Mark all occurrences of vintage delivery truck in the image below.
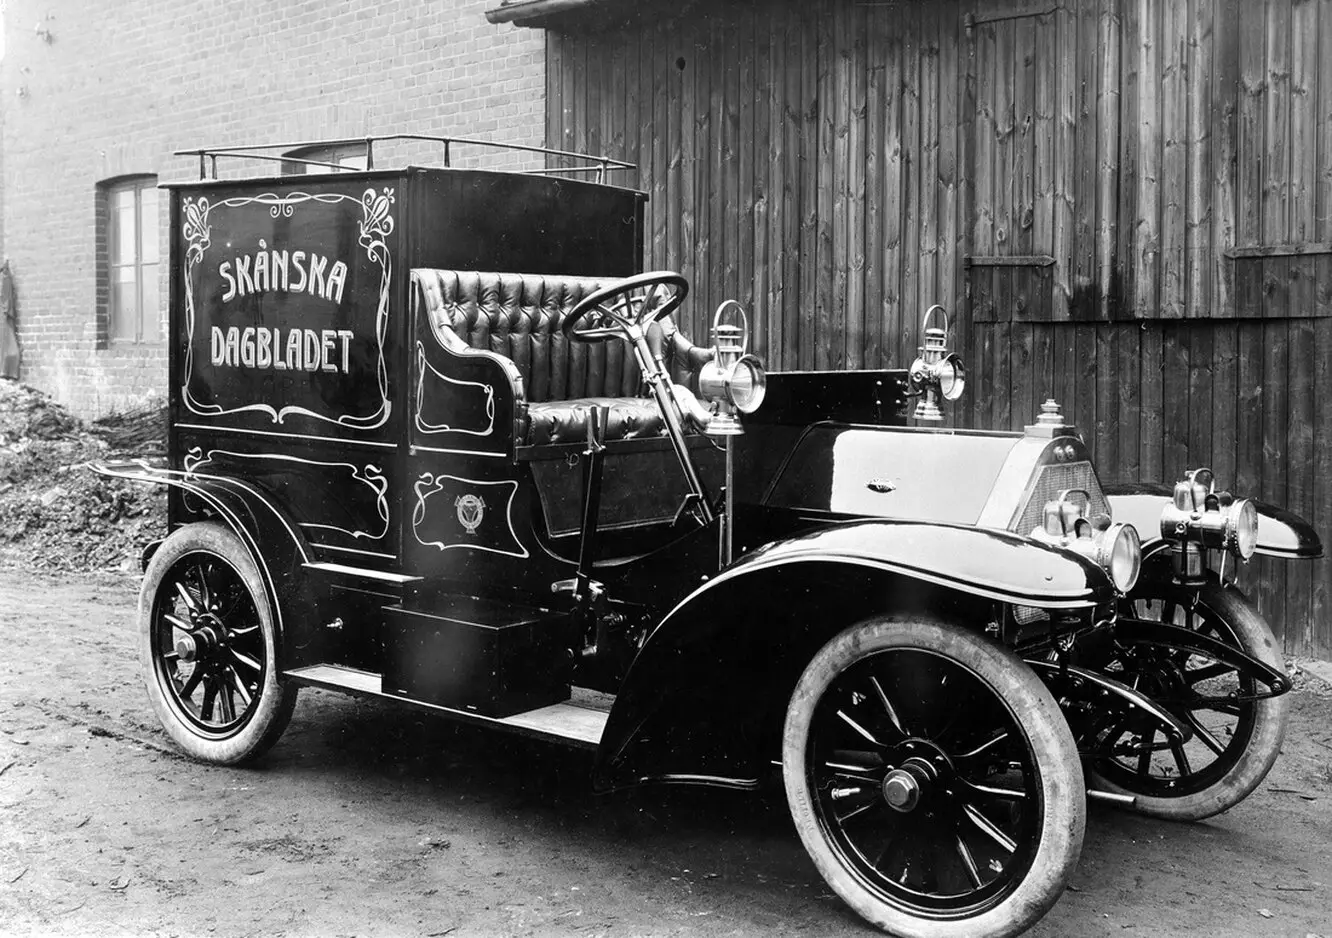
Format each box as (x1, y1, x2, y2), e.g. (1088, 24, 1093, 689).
(94, 135, 1321, 938)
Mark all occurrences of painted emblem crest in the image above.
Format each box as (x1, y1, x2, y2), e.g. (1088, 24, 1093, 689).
(455, 493, 485, 535)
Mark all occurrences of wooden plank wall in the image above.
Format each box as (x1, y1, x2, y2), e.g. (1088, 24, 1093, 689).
(546, 0, 1332, 659)
(1079, 0, 1332, 657)
(548, 0, 965, 371)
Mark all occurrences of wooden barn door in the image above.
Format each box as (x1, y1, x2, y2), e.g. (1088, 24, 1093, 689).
(961, 2, 1101, 431)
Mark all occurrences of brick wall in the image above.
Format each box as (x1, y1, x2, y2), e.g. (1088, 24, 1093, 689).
(0, 0, 545, 417)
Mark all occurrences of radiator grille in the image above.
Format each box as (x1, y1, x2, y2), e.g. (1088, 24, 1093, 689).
(1011, 461, 1110, 537)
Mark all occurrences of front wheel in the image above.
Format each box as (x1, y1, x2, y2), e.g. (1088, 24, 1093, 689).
(1087, 576, 1289, 821)
(783, 616, 1084, 938)
(139, 521, 297, 764)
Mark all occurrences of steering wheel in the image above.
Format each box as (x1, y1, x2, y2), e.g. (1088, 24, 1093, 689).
(562, 271, 689, 343)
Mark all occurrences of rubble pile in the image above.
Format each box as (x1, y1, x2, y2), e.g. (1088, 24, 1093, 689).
(0, 379, 166, 572)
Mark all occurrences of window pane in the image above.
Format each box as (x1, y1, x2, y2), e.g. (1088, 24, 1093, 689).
(111, 279, 138, 340)
(139, 187, 159, 264)
(286, 147, 367, 174)
(140, 263, 160, 339)
(101, 177, 158, 343)
(116, 197, 137, 265)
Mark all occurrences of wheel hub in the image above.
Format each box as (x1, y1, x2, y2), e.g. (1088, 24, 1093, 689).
(882, 768, 921, 812)
(175, 622, 224, 663)
(1125, 650, 1191, 707)
(881, 753, 944, 813)
(175, 633, 199, 661)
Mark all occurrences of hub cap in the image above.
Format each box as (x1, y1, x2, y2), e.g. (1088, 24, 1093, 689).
(882, 769, 921, 812)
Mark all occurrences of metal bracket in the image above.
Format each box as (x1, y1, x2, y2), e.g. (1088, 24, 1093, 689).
(963, 6, 1060, 36)
(1024, 658, 1192, 744)
(1114, 618, 1292, 701)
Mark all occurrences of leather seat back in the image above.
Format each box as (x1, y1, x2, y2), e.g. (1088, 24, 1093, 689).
(414, 269, 644, 402)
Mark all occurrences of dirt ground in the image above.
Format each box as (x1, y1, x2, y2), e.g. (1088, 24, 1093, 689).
(1, 565, 1331, 938)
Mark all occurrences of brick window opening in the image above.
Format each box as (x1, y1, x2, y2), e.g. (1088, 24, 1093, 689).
(98, 176, 160, 345)
(282, 144, 369, 175)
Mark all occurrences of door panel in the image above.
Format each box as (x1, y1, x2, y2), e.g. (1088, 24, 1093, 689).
(965, 5, 1066, 324)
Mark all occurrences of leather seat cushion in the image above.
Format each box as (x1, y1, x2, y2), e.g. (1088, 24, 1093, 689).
(416, 269, 640, 401)
(525, 397, 665, 447)
(413, 269, 710, 448)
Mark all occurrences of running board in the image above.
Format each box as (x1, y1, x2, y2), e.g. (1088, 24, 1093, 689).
(284, 664, 608, 749)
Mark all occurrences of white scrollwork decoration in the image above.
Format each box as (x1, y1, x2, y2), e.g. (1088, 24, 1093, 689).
(183, 447, 391, 542)
(181, 197, 212, 264)
(180, 189, 394, 430)
(414, 342, 497, 436)
(411, 473, 528, 558)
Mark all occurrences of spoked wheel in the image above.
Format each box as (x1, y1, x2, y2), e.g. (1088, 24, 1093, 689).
(1087, 575, 1289, 821)
(139, 521, 297, 764)
(783, 616, 1084, 938)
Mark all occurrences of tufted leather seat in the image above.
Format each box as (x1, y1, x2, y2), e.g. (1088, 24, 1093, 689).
(412, 269, 711, 446)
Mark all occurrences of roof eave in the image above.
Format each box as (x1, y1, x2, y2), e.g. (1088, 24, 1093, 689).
(484, 0, 600, 27)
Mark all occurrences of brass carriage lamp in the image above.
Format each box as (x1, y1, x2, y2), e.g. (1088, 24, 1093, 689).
(1033, 488, 1142, 593)
(908, 305, 966, 421)
(1160, 468, 1258, 585)
(698, 300, 767, 436)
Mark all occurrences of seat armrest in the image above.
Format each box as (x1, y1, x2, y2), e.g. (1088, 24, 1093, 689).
(411, 271, 529, 454)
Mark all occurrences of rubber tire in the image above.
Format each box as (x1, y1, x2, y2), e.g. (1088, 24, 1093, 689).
(783, 616, 1085, 938)
(1089, 578, 1289, 821)
(139, 521, 298, 764)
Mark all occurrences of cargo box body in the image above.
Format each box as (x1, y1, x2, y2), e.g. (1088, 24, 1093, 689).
(167, 169, 645, 576)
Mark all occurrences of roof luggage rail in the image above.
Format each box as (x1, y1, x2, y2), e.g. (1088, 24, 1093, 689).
(174, 133, 636, 183)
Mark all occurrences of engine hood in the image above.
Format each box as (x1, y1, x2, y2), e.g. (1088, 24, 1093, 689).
(760, 422, 1112, 535)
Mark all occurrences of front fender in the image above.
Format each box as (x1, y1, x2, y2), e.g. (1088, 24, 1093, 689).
(1104, 483, 1323, 560)
(592, 520, 1114, 791)
(703, 520, 1114, 610)
(89, 459, 315, 665)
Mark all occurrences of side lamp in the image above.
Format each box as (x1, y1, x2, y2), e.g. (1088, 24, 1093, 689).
(908, 304, 966, 422)
(1160, 467, 1258, 585)
(1030, 488, 1142, 594)
(698, 300, 767, 436)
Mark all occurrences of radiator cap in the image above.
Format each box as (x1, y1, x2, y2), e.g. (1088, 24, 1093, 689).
(1024, 399, 1077, 439)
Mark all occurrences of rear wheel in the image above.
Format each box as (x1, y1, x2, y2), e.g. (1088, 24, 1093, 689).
(139, 521, 297, 764)
(783, 616, 1084, 938)
(1087, 576, 1288, 820)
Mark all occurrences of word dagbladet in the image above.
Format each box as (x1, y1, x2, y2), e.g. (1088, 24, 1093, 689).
(211, 326, 355, 373)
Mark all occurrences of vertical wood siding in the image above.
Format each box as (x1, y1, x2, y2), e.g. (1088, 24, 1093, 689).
(548, 0, 967, 368)
(547, 0, 1332, 658)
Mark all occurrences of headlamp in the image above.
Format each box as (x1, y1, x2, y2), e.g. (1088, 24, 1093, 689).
(908, 305, 967, 421)
(1160, 468, 1259, 584)
(698, 301, 767, 436)
(1031, 488, 1142, 593)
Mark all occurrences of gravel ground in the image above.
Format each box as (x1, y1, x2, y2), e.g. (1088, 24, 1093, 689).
(1, 565, 1331, 938)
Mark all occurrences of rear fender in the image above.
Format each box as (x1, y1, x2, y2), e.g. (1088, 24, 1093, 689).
(593, 521, 1114, 791)
(90, 459, 314, 666)
(1104, 483, 1323, 560)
